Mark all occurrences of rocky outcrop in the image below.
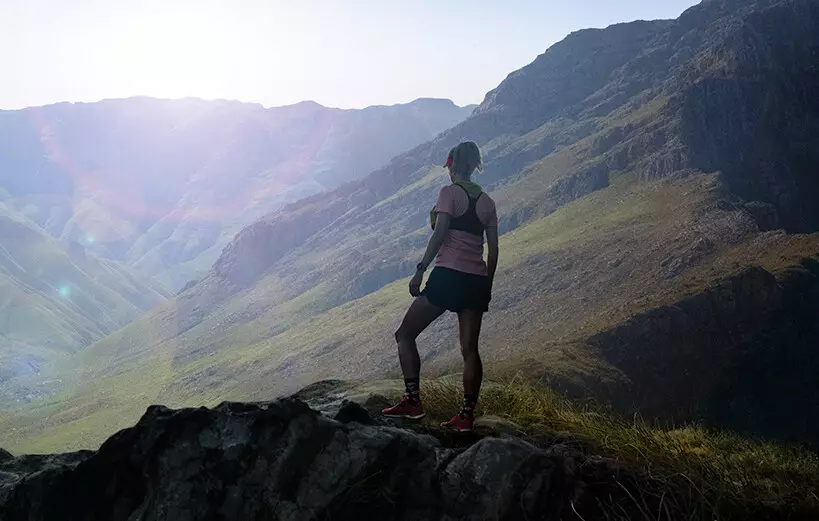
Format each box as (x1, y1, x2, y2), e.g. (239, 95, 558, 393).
(670, 0, 819, 231)
(589, 258, 819, 446)
(473, 20, 673, 138)
(0, 397, 645, 521)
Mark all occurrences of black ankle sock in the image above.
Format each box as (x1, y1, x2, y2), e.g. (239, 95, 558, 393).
(405, 378, 420, 403)
(462, 394, 478, 416)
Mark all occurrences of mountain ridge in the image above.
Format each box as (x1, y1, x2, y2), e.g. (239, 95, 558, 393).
(2, 95, 470, 114)
(0, 96, 474, 290)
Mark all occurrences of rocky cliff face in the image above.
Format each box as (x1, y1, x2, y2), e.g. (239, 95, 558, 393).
(0, 397, 643, 521)
(589, 256, 819, 446)
(665, 0, 819, 231)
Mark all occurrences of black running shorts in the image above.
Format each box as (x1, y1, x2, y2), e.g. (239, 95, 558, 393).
(421, 267, 491, 313)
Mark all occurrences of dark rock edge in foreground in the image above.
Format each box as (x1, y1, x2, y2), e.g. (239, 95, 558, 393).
(0, 397, 643, 521)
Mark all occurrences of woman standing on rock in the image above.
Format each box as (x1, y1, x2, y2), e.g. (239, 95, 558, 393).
(382, 141, 499, 432)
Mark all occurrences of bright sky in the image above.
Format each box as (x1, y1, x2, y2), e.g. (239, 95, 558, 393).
(1, 0, 699, 110)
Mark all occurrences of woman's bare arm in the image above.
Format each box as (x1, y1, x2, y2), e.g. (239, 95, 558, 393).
(486, 225, 499, 289)
(419, 212, 452, 269)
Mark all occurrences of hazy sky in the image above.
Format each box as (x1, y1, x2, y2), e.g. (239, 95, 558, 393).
(2, 0, 699, 110)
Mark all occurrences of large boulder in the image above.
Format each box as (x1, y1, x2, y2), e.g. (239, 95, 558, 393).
(0, 397, 630, 521)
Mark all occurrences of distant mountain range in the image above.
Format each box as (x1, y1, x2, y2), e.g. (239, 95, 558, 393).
(0, 97, 475, 290)
(3, 0, 819, 455)
(0, 96, 473, 400)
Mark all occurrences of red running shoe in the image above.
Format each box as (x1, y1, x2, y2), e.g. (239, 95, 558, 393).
(441, 411, 474, 432)
(381, 395, 425, 420)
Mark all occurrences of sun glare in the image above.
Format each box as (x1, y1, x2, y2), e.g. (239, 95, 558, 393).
(100, 4, 266, 100)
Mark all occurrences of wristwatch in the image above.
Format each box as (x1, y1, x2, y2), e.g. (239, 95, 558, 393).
(416, 262, 427, 272)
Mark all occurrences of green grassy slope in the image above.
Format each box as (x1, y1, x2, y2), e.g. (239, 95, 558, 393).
(0, 203, 168, 397)
(339, 378, 819, 520)
(4, 169, 817, 453)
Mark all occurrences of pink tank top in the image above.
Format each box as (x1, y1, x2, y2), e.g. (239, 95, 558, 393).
(431, 183, 498, 276)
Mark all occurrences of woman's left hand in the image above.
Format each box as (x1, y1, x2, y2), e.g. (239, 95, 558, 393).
(409, 270, 424, 297)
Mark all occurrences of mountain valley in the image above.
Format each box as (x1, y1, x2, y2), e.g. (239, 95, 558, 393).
(0, 96, 474, 291)
(1, 0, 818, 458)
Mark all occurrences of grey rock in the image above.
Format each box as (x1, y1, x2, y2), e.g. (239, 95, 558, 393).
(0, 397, 635, 521)
(743, 200, 780, 231)
(440, 437, 563, 521)
(333, 400, 377, 426)
(0, 449, 12, 464)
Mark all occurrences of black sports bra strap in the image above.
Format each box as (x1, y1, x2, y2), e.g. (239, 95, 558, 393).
(455, 183, 483, 203)
(449, 184, 486, 236)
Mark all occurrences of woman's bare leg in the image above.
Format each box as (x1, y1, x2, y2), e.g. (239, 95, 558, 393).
(457, 309, 484, 401)
(394, 296, 445, 381)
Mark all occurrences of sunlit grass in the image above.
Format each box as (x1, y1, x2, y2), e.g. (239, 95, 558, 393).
(12, 372, 819, 518)
(404, 377, 819, 520)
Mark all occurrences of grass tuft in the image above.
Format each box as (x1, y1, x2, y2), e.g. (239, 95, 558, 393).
(404, 376, 819, 520)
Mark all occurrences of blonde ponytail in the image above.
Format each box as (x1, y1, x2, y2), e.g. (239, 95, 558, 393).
(446, 141, 483, 177)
